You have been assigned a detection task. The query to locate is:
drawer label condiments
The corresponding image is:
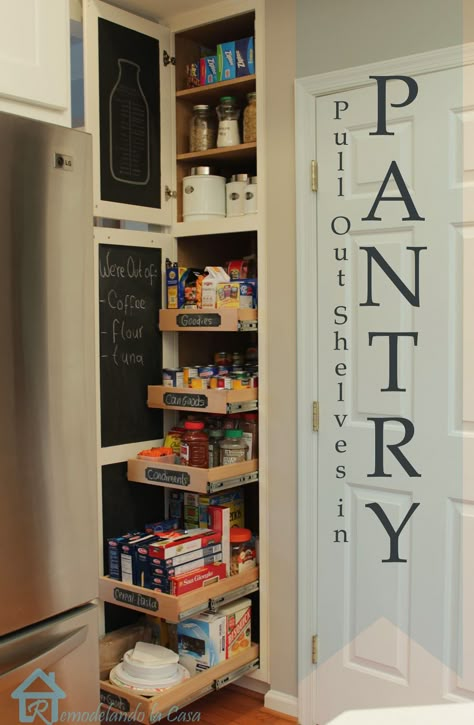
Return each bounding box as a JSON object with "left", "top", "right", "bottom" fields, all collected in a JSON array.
[
  {"left": 177, "top": 313, "right": 221, "bottom": 328},
  {"left": 100, "top": 690, "right": 130, "bottom": 712},
  {"left": 163, "top": 392, "right": 208, "bottom": 408},
  {"left": 113, "top": 587, "right": 159, "bottom": 612},
  {"left": 145, "top": 467, "right": 191, "bottom": 487}
]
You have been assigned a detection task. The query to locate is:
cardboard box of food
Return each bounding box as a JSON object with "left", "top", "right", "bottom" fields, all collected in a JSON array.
[
  {"left": 148, "top": 529, "right": 221, "bottom": 560},
  {"left": 170, "top": 562, "right": 227, "bottom": 595},
  {"left": 218, "top": 597, "right": 252, "bottom": 658},
  {"left": 216, "top": 282, "right": 240, "bottom": 308}
]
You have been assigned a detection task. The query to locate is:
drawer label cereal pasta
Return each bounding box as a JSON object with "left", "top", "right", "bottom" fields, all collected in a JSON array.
[{"left": 113, "top": 587, "right": 159, "bottom": 612}]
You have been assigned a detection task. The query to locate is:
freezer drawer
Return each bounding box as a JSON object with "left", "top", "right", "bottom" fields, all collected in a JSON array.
[{"left": 0, "top": 604, "right": 100, "bottom": 725}]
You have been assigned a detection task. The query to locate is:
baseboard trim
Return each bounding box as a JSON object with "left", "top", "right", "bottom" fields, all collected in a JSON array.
[{"left": 264, "top": 689, "right": 299, "bottom": 719}]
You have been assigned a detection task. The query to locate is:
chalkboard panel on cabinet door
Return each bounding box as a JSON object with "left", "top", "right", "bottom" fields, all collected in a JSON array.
[
  {"left": 99, "top": 244, "right": 163, "bottom": 447},
  {"left": 98, "top": 18, "right": 161, "bottom": 208}
]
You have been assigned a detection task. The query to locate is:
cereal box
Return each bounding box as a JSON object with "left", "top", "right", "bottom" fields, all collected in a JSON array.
[{"left": 218, "top": 597, "right": 252, "bottom": 658}]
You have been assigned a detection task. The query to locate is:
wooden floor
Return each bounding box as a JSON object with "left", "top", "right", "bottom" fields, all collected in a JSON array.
[{"left": 159, "top": 685, "right": 296, "bottom": 725}]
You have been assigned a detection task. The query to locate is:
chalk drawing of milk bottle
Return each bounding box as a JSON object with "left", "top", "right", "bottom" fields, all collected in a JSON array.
[{"left": 109, "top": 59, "right": 150, "bottom": 185}]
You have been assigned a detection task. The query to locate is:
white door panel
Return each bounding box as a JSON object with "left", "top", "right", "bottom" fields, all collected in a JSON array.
[{"left": 314, "top": 64, "right": 474, "bottom": 723}]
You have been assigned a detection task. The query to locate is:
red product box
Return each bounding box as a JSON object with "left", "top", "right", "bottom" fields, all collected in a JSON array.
[
  {"left": 170, "top": 562, "right": 227, "bottom": 595},
  {"left": 148, "top": 530, "right": 221, "bottom": 560}
]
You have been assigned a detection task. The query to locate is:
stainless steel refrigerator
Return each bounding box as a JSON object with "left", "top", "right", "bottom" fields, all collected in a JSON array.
[{"left": 0, "top": 113, "right": 100, "bottom": 723}]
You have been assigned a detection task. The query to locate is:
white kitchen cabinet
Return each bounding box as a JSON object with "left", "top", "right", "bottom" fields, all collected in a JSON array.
[{"left": 0, "top": 0, "right": 71, "bottom": 125}]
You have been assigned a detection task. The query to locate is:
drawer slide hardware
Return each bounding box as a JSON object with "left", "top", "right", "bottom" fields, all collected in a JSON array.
[
  {"left": 214, "top": 658, "right": 260, "bottom": 689},
  {"left": 238, "top": 320, "right": 258, "bottom": 332},
  {"left": 226, "top": 400, "right": 258, "bottom": 414},
  {"left": 208, "top": 470, "right": 259, "bottom": 494},
  {"left": 209, "top": 580, "right": 259, "bottom": 613}
]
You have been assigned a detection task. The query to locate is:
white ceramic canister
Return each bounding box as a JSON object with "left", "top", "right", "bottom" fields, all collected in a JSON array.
[
  {"left": 244, "top": 176, "right": 257, "bottom": 214},
  {"left": 183, "top": 167, "right": 226, "bottom": 222},
  {"left": 226, "top": 173, "right": 249, "bottom": 217}
]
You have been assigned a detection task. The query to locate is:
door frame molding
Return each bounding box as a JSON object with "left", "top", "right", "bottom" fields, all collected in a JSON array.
[{"left": 295, "top": 42, "right": 474, "bottom": 725}]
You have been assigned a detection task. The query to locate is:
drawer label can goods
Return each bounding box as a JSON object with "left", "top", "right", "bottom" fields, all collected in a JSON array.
[
  {"left": 163, "top": 392, "right": 208, "bottom": 409},
  {"left": 145, "top": 467, "right": 191, "bottom": 487},
  {"left": 100, "top": 690, "right": 130, "bottom": 713},
  {"left": 113, "top": 586, "right": 159, "bottom": 612},
  {"left": 177, "top": 313, "right": 222, "bottom": 328}
]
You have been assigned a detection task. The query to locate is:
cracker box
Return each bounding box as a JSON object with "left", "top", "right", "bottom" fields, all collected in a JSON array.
[
  {"left": 217, "top": 41, "right": 236, "bottom": 81},
  {"left": 148, "top": 529, "right": 221, "bottom": 560},
  {"left": 166, "top": 260, "right": 179, "bottom": 309},
  {"left": 238, "top": 279, "right": 257, "bottom": 309},
  {"left": 170, "top": 562, "right": 227, "bottom": 595},
  {"left": 218, "top": 597, "right": 252, "bottom": 658},
  {"left": 178, "top": 611, "right": 226, "bottom": 671},
  {"left": 216, "top": 282, "right": 240, "bottom": 308},
  {"left": 200, "top": 55, "right": 217, "bottom": 85},
  {"left": 235, "top": 37, "right": 255, "bottom": 77},
  {"left": 199, "top": 489, "right": 245, "bottom": 529}
]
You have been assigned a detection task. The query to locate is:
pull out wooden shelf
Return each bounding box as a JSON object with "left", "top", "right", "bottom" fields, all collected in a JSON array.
[
  {"left": 100, "top": 642, "right": 259, "bottom": 725},
  {"left": 176, "top": 75, "right": 256, "bottom": 104},
  {"left": 148, "top": 385, "right": 258, "bottom": 414},
  {"left": 99, "top": 567, "right": 259, "bottom": 622},
  {"left": 128, "top": 457, "right": 258, "bottom": 494},
  {"left": 159, "top": 308, "right": 257, "bottom": 332}
]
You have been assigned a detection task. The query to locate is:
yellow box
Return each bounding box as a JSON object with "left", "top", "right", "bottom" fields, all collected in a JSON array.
[{"left": 216, "top": 282, "right": 240, "bottom": 308}]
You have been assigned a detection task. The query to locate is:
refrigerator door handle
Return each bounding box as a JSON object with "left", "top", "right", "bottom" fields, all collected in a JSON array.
[{"left": 0, "top": 626, "right": 88, "bottom": 694}]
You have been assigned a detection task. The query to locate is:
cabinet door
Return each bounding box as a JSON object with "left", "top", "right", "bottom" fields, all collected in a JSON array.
[
  {"left": 84, "top": 0, "right": 173, "bottom": 226},
  {"left": 0, "top": 0, "right": 70, "bottom": 124}
]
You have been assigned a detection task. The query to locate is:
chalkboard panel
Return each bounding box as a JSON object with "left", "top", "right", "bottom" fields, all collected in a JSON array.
[
  {"left": 98, "top": 18, "right": 161, "bottom": 208},
  {"left": 99, "top": 244, "right": 163, "bottom": 447}
]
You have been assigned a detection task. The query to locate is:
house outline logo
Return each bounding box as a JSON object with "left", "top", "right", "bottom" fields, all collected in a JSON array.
[{"left": 11, "top": 668, "right": 66, "bottom": 725}]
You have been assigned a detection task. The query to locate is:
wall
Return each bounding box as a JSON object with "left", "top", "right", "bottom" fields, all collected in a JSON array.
[
  {"left": 297, "top": 0, "right": 472, "bottom": 78},
  {"left": 264, "top": 0, "right": 298, "bottom": 704}
]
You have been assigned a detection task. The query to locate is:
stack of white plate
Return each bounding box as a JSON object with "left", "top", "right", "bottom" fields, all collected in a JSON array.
[{"left": 110, "top": 642, "right": 190, "bottom": 695}]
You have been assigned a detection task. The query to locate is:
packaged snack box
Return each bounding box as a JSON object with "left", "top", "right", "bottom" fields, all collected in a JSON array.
[
  {"left": 178, "top": 612, "right": 226, "bottom": 671},
  {"left": 216, "top": 282, "right": 240, "bottom": 308},
  {"left": 238, "top": 279, "right": 257, "bottom": 309},
  {"left": 235, "top": 37, "right": 255, "bottom": 77},
  {"left": 217, "top": 41, "right": 236, "bottom": 81},
  {"left": 148, "top": 552, "right": 224, "bottom": 583},
  {"left": 218, "top": 597, "right": 252, "bottom": 658},
  {"left": 148, "top": 529, "right": 221, "bottom": 560}
]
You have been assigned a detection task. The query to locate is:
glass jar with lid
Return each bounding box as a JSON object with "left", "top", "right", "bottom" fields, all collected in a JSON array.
[
  {"left": 243, "top": 92, "right": 256, "bottom": 143},
  {"left": 189, "top": 104, "right": 217, "bottom": 152},
  {"left": 219, "top": 429, "right": 248, "bottom": 465},
  {"left": 216, "top": 96, "right": 241, "bottom": 147},
  {"left": 230, "top": 527, "right": 256, "bottom": 576}
]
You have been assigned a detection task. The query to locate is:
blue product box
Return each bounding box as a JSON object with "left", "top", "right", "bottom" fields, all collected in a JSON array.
[
  {"left": 178, "top": 612, "right": 226, "bottom": 670},
  {"left": 200, "top": 56, "right": 217, "bottom": 85},
  {"left": 217, "top": 42, "right": 236, "bottom": 81},
  {"left": 107, "top": 532, "right": 143, "bottom": 580},
  {"left": 235, "top": 37, "right": 255, "bottom": 77},
  {"left": 144, "top": 518, "right": 180, "bottom": 535},
  {"left": 120, "top": 535, "right": 159, "bottom": 586}
]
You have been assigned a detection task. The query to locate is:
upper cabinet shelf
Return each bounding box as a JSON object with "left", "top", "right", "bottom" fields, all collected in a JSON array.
[
  {"left": 176, "top": 75, "right": 256, "bottom": 105},
  {"left": 176, "top": 142, "right": 256, "bottom": 165}
]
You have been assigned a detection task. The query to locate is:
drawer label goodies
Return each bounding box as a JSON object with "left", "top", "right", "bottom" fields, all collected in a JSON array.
[
  {"left": 163, "top": 392, "right": 208, "bottom": 409},
  {"left": 145, "top": 467, "right": 191, "bottom": 487},
  {"left": 176, "top": 313, "right": 222, "bottom": 328},
  {"left": 100, "top": 690, "right": 130, "bottom": 712},
  {"left": 113, "top": 587, "right": 159, "bottom": 612}
]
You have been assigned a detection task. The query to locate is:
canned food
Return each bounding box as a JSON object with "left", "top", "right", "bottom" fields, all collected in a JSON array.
[
  {"left": 231, "top": 376, "right": 250, "bottom": 390},
  {"left": 198, "top": 365, "right": 217, "bottom": 379},
  {"left": 191, "top": 377, "right": 208, "bottom": 389},
  {"left": 218, "top": 376, "right": 232, "bottom": 390},
  {"left": 209, "top": 377, "right": 219, "bottom": 389},
  {"left": 215, "top": 352, "right": 231, "bottom": 366},
  {"left": 163, "top": 368, "right": 184, "bottom": 387},
  {"left": 217, "top": 365, "right": 230, "bottom": 376},
  {"left": 232, "top": 352, "right": 244, "bottom": 366},
  {"left": 249, "top": 374, "right": 258, "bottom": 388},
  {"left": 184, "top": 366, "right": 199, "bottom": 386}
]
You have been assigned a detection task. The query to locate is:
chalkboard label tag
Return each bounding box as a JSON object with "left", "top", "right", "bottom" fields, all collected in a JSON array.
[
  {"left": 113, "top": 587, "right": 159, "bottom": 612},
  {"left": 100, "top": 690, "right": 130, "bottom": 712},
  {"left": 163, "top": 392, "right": 208, "bottom": 409},
  {"left": 145, "top": 467, "right": 191, "bottom": 487},
  {"left": 176, "top": 313, "right": 222, "bottom": 328}
]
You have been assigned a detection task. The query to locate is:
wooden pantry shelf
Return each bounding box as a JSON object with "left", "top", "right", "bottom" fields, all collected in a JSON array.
[
  {"left": 99, "top": 567, "right": 259, "bottom": 623},
  {"left": 172, "top": 214, "right": 258, "bottom": 237},
  {"left": 177, "top": 142, "right": 256, "bottom": 165},
  {"left": 159, "top": 308, "right": 257, "bottom": 332},
  {"left": 148, "top": 385, "right": 258, "bottom": 415},
  {"left": 128, "top": 457, "right": 258, "bottom": 494},
  {"left": 176, "top": 75, "right": 256, "bottom": 104},
  {"left": 100, "top": 642, "right": 259, "bottom": 725}
]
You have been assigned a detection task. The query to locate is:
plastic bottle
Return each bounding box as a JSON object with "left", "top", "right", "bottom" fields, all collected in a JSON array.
[
  {"left": 219, "top": 429, "right": 248, "bottom": 466},
  {"left": 180, "top": 421, "right": 209, "bottom": 468}
]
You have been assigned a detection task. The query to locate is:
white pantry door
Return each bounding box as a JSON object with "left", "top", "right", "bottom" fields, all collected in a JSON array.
[{"left": 314, "top": 64, "right": 474, "bottom": 723}]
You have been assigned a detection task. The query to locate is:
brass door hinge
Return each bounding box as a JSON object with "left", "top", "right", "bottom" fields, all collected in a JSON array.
[
  {"left": 311, "top": 160, "right": 318, "bottom": 192},
  {"left": 312, "top": 634, "right": 318, "bottom": 664},
  {"left": 313, "top": 401, "right": 319, "bottom": 432}
]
